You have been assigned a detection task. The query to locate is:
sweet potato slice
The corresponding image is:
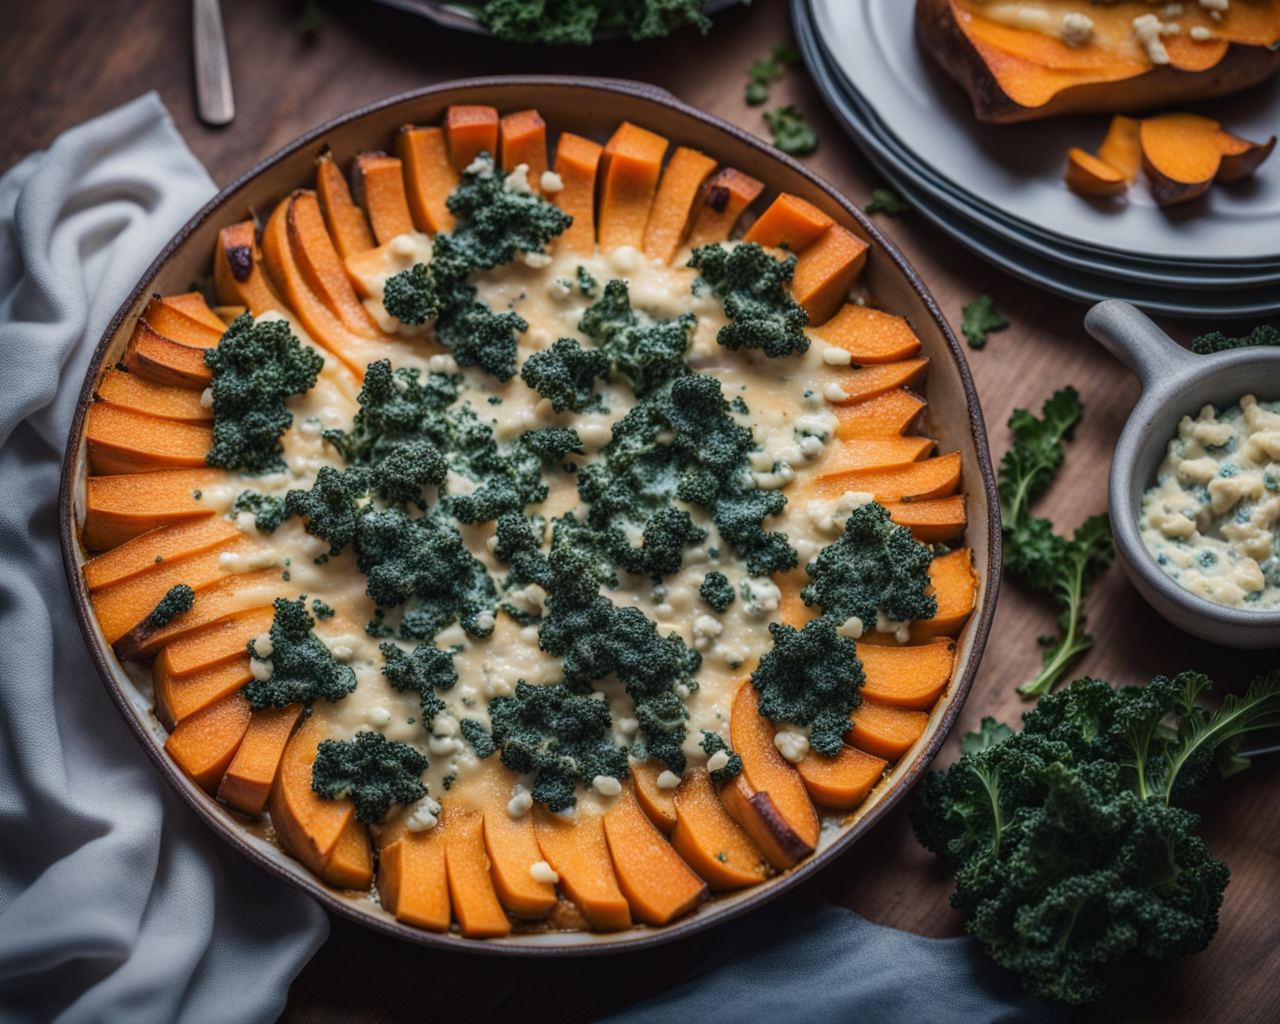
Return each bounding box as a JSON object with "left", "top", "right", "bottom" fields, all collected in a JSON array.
[
  {"left": 82, "top": 468, "right": 220, "bottom": 551},
  {"left": 315, "top": 151, "right": 376, "bottom": 260},
  {"left": 915, "top": 548, "right": 977, "bottom": 639},
  {"left": 1064, "top": 147, "right": 1128, "bottom": 198},
  {"left": 857, "top": 640, "right": 956, "bottom": 710},
  {"left": 1141, "top": 113, "right": 1276, "bottom": 206},
  {"left": 154, "top": 651, "right": 253, "bottom": 730},
  {"left": 445, "top": 105, "right": 500, "bottom": 172},
  {"left": 1217, "top": 131, "right": 1278, "bottom": 183},
  {"left": 631, "top": 758, "right": 678, "bottom": 835},
  {"left": 395, "top": 126, "right": 459, "bottom": 235},
  {"left": 144, "top": 297, "right": 224, "bottom": 350},
  {"left": 725, "top": 681, "right": 819, "bottom": 870},
  {"left": 808, "top": 451, "right": 962, "bottom": 504},
  {"left": 160, "top": 293, "right": 226, "bottom": 333},
  {"left": 152, "top": 605, "right": 277, "bottom": 677},
  {"left": 597, "top": 122, "right": 669, "bottom": 252},
  {"left": 795, "top": 744, "right": 886, "bottom": 811},
  {"left": 743, "top": 193, "right": 833, "bottom": 251},
  {"left": 114, "top": 567, "right": 280, "bottom": 660},
  {"left": 831, "top": 388, "right": 926, "bottom": 439},
  {"left": 671, "top": 768, "right": 771, "bottom": 892},
  {"left": 642, "top": 146, "right": 718, "bottom": 265},
  {"left": 83, "top": 517, "right": 240, "bottom": 591},
  {"left": 813, "top": 304, "right": 923, "bottom": 365},
  {"left": 604, "top": 785, "right": 707, "bottom": 926},
  {"left": 96, "top": 368, "right": 212, "bottom": 424},
  {"left": 498, "top": 109, "right": 548, "bottom": 192},
  {"left": 122, "top": 319, "right": 212, "bottom": 389},
  {"left": 792, "top": 226, "right": 870, "bottom": 326},
  {"left": 441, "top": 805, "right": 512, "bottom": 938},
  {"left": 379, "top": 829, "right": 450, "bottom": 931},
  {"left": 818, "top": 436, "right": 935, "bottom": 476},
  {"left": 1097, "top": 116, "right": 1142, "bottom": 184},
  {"left": 164, "top": 691, "right": 251, "bottom": 793},
  {"left": 882, "top": 495, "right": 967, "bottom": 544},
  {"left": 846, "top": 699, "right": 929, "bottom": 762},
  {"left": 270, "top": 714, "right": 361, "bottom": 874},
  {"left": 684, "top": 167, "right": 765, "bottom": 250},
  {"left": 288, "top": 189, "right": 381, "bottom": 338},
  {"left": 482, "top": 780, "right": 558, "bottom": 919},
  {"left": 85, "top": 403, "right": 212, "bottom": 476},
  {"left": 323, "top": 815, "right": 375, "bottom": 891},
  {"left": 216, "top": 702, "right": 303, "bottom": 817},
  {"left": 550, "top": 132, "right": 603, "bottom": 256},
  {"left": 533, "top": 806, "right": 631, "bottom": 932},
  {"left": 352, "top": 153, "right": 415, "bottom": 246},
  {"left": 214, "top": 220, "right": 286, "bottom": 317},
  {"left": 827, "top": 358, "right": 930, "bottom": 405}
]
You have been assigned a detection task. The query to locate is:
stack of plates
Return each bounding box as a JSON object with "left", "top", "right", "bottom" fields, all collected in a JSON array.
[{"left": 793, "top": 0, "right": 1280, "bottom": 318}]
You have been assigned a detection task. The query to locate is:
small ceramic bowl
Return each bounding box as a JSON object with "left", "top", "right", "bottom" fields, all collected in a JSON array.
[{"left": 1085, "top": 300, "right": 1280, "bottom": 648}]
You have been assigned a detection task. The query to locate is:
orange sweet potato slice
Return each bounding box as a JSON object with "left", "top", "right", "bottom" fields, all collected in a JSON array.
[
  {"left": 122, "top": 319, "right": 213, "bottom": 389},
  {"left": 671, "top": 768, "right": 771, "bottom": 892},
  {"left": 818, "top": 436, "right": 935, "bottom": 476},
  {"left": 85, "top": 403, "right": 212, "bottom": 476},
  {"left": 322, "top": 814, "right": 375, "bottom": 890},
  {"left": 216, "top": 702, "right": 303, "bottom": 817},
  {"left": 143, "top": 297, "right": 224, "bottom": 350},
  {"left": 82, "top": 468, "right": 220, "bottom": 552},
  {"left": 533, "top": 806, "right": 632, "bottom": 932},
  {"left": 743, "top": 193, "right": 834, "bottom": 251},
  {"left": 96, "top": 368, "right": 212, "bottom": 424},
  {"left": 482, "top": 779, "right": 558, "bottom": 919},
  {"left": 831, "top": 388, "right": 926, "bottom": 439},
  {"left": 154, "top": 650, "right": 253, "bottom": 730},
  {"left": 164, "top": 691, "right": 251, "bottom": 793},
  {"left": 288, "top": 189, "right": 381, "bottom": 339},
  {"left": 915, "top": 548, "right": 977, "bottom": 639},
  {"left": 846, "top": 699, "right": 929, "bottom": 762},
  {"left": 395, "top": 126, "right": 459, "bottom": 235},
  {"left": 857, "top": 640, "right": 956, "bottom": 710},
  {"left": 795, "top": 743, "right": 886, "bottom": 811},
  {"left": 83, "top": 517, "right": 240, "bottom": 591},
  {"left": 315, "top": 150, "right": 376, "bottom": 260},
  {"left": 1096, "top": 116, "right": 1142, "bottom": 185},
  {"left": 270, "top": 714, "right": 361, "bottom": 874},
  {"left": 352, "top": 153, "right": 416, "bottom": 246},
  {"left": 1064, "top": 147, "right": 1128, "bottom": 198},
  {"left": 725, "top": 681, "right": 819, "bottom": 870},
  {"left": 598, "top": 122, "right": 670, "bottom": 252},
  {"left": 642, "top": 146, "right": 718, "bottom": 265},
  {"left": 379, "top": 828, "right": 450, "bottom": 931},
  {"left": 550, "top": 132, "right": 603, "bottom": 256},
  {"left": 1141, "top": 113, "right": 1277, "bottom": 206},
  {"left": 214, "top": 220, "right": 286, "bottom": 317},
  {"left": 603, "top": 785, "right": 708, "bottom": 926},
  {"left": 498, "top": 109, "right": 548, "bottom": 192},
  {"left": 882, "top": 495, "right": 967, "bottom": 543},
  {"left": 827, "top": 358, "right": 931, "bottom": 404},
  {"left": 152, "top": 605, "right": 277, "bottom": 677},
  {"left": 441, "top": 805, "right": 512, "bottom": 938},
  {"left": 685, "top": 167, "right": 765, "bottom": 250},
  {"left": 792, "top": 226, "right": 870, "bottom": 326},
  {"left": 813, "top": 304, "right": 923, "bottom": 365},
  {"left": 631, "top": 758, "right": 678, "bottom": 835},
  {"left": 445, "top": 105, "right": 500, "bottom": 172},
  {"left": 160, "top": 294, "right": 226, "bottom": 333},
  {"left": 808, "top": 451, "right": 962, "bottom": 503}
]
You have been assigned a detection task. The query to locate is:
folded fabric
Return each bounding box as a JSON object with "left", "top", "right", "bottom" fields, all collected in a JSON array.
[
  {"left": 0, "top": 92, "right": 328, "bottom": 1024},
  {"left": 598, "top": 897, "right": 1074, "bottom": 1024}
]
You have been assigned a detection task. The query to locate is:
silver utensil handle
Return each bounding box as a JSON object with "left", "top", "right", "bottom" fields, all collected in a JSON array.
[{"left": 193, "top": 0, "right": 235, "bottom": 126}]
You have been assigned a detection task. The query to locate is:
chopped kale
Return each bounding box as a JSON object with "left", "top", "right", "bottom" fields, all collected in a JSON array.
[
  {"left": 203, "top": 314, "right": 323, "bottom": 475},
  {"left": 699, "top": 571, "right": 736, "bottom": 612},
  {"left": 579, "top": 278, "right": 696, "bottom": 399},
  {"left": 1191, "top": 321, "right": 1280, "bottom": 354},
  {"left": 576, "top": 265, "right": 599, "bottom": 297},
  {"left": 762, "top": 104, "right": 818, "bottom": 156},
  {"left": 233, "top": 491, "right": 288, "bottom": 532},
  {"left": 460, "top": 718, "right": 498, "bottom": 758},
  {"left": 730, "top": 396, "right": 750, "bottom": 415},
  {"left": 449, "top": 427, "right": 582, "bottom": 524},
  {"left": 285, "top": 466, "right": 367, "bottom": 557},
  {"left": 323, "top": 360, "right": 460, "bottom": 468},
  {"left": 243, "top": 598, "right": 357, "bottom": 710},
  {"left": 700, "top": 728, "right": 744, "bottom": 783},
  {"left": 380, "top": 640, "right": 457, "bottom": 727},
  {"left": 311, "top": 731, "right": 427, "bottom": 824},
  {"left": 143, "top": 584, "right": 194, "bottom": 629},
  {"left": 520, "top": 337, "right": 609, "bottom": 412},
  {"left": 311, "top": 598, "right": 335, "bottom": 620},
  {"left": 864, "top": 188, "right": 909, "bottom": 216},
  {"left": 961, "top": 294, "right": 1008, "bottom": 350},
  {"left": 476, "top": 0, "right": 710, "bottom": 45},
  {"left": 688, "top": 242, "right": 810, "bottom": 358},
  {"left": 493, "top": 511, "right": 553, "bottom": 592},
  {"left": 368, "top": 439, "right": 447, "bottom": 505}
]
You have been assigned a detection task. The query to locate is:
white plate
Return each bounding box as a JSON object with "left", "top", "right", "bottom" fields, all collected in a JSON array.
[{"left": 810, "top": 0, "right": 1280, "bottom": 264}]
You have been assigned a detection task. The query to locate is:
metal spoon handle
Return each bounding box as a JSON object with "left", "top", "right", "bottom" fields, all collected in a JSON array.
[
  {"left": 193, "top": 0, "right": 234, "bottom": 126},
  {"left": 1084, "top": 300, "right": 1198, "bottom": 390}
]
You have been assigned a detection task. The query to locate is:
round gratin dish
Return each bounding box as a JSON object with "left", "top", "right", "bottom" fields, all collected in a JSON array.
[{"left": 59, "top": 76, "right": 1000, "bottom": 954}]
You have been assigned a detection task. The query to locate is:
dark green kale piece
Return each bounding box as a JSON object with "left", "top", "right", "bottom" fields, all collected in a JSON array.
[
  {"left": 864, "top": 188, "right": 909, "bottom": 216},
  {"left": 961, "top": 294, "right": 1008, "bottom": 350},
  {"left": 143, "top": 584, "right": 194, "bottom": 629},
  {"left": 688, "top": 242, "right": 810, "bottom": 358},
  {"left": 311, "top": 731, "right": 428, "bottom": 825},
  {"left": 460, "top": 718, "right": 498, "bottom": 758},
  {"left": 285, "top": 466, "right": 367, "bottom": 557},
  {"left": 233, "top": 491, "right": 287, "bottom": 532},
  {"left": 493, "top": 512, "right": 553, "bottom": 592},
  {"left": 243, "top": 597, "right": 357, "bottom": 710},
  {"left": 380, "top": 641, "right": 457, "bottom": 727},
  {"left": 801, "top": 501, "right": 937, "bottom": 626},
  {"left": 910, "top": 671, "right": 1280, "bottom": 1004},
  {"left": 203, "top": 314, "right": 323, "bottom": 475},
  {"left": 520, "top": 337, "right": 609, "bottom": 413},
  {"left": 712, "top": 490, "right": 796, "bottom": 577},
  {"left": 1191, "top": 321, "right": 1280, "bottom": 354},
  {"left": 488, "top": 681, "right": 629, "bottom": 812},
  {"left": 699, "top": 729, "right": 743, "bottom": 784},
  {"left": 762, "top": 104, "right": 818, "bottom": 156},
  {"left": 323, "top": 360, "right": 460, "bottom": 468},
  {"left": 578, "top": 278, "right": 696, "bottom": 399},
  {"left": 750, "top": 618, "right": 864, "bottom": 756},
  {"left": 699, "top": 571, "right": 736, "bottom": 612},
  {"left": 576, "top": 265, "right": 599, "bottom": 297},
  {"left": 311, "top": 598, "right": 335, "bottom": 620},
  {"left": 368, "top": 439, "right": 447, "bottom": 505},
  {"left": 449, "top": 427, "right": 582, "bottom": 524},
  {"left": 476, "top": 0, "right": 710, "bottom": 45}
]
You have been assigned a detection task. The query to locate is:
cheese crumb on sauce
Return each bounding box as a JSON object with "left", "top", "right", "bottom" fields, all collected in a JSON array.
[{"left": 1140, "top": 396, "right": 1280, "bottom": 609}]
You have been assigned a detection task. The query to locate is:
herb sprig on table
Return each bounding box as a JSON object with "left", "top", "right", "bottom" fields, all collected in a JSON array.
[
  {"left": 998, "top": 388, "right": 1114, "bottom": 697},
  {"left": 745, "top": 43, "right": 802, "bottom": 105},
  {"left": 961, "top": 294, "right": 1008, "bottom": 349},
  {"left": 763, "top": 104, "right": 818, "bottom": 157}
]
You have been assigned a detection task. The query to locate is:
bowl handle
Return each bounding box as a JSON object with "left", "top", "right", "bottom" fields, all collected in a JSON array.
[{"left": 1084, "top": 300, "right": 1197, "bottom": 389}]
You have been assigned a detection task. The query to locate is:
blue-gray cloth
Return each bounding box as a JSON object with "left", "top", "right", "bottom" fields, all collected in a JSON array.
[
  {"left": 0, "top": 93, "right": 328, "bottom": 1024},
  {"left": 600, "top": 898, "right": 1074, "bottom": 1024}
]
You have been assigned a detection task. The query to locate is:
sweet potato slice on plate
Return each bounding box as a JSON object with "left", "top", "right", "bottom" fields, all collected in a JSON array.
[
  {"left": 684, "top": 167, "right": 765, "bottom": 250},
  {"left": 217, "top": 702, "right": 303, "bottom": 817},
  {"left": 214, "top": 220, "right": 286, "bottom": 317},
  {"left": 604, "top": 785, "right": 707, "bottom": 926},
  {"left": 743, "top": 193, "right": 833, "bottom": 251},
  {"left": 795, "top": 744, "right": 886, "bottom": 811},
  {"left": 154, "top": 651, "right": 253, "bottom": 731},
  {"left": 642, "top": 146, "right": 718, "bottom": 265},
  {"left": 315, "top": 150, "right": 376, "bottom": 259},
  {"left": 813, "top": 304, "right": 923, "bottom": 365},
  {"left": 1064, "top": 147, "right": 1128, "bottom": 198},
  {"left": 164, "top": 691, "right": 251, "bottom": 792},
  {"left": 550, "top": 132, "right": 603, "bottom": 256},
  {"left": 482, "top": 776, "right": 558, "bottom": 919},
  {"left": 443, "top": 804, "right": 512, "bottom": 938},
  {"left": 857, "top": 640, "right": 956, "bottom": 710},
  {"left": 396, "top": 127, "right": 459, "bottom": 235},
  {"left": 445, "top": 105, "right": 499, "bottom": 172},
  {"left": 597, "top": 122, "right": 669, "bottom": 252},
  {"left": 533, "top": 806, "right": 631, "bottom": 932},
  {"left": 379, "top": 825, "right": 450, "bottom": 931},
  {"left": 631, "top": 758, "right": 678, "bottom": 836},
  {"left": 846, "top": 699, "right": 929, "bottom": 762},
  {"left": 498, "top": 109, "right": 548, "bottom": 192},
  {"left": 672, "top": 768, "right": 771, "bottom": 892},
  {"left": 352, "top": 152, "right": 415, "bottom": 245}
]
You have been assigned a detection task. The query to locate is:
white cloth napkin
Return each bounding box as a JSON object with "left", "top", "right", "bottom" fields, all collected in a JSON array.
[{"left": 0, "top": 92, "right": 328, "bottom": 1024}]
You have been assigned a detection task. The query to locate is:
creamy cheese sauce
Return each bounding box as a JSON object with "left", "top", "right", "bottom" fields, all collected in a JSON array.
[
  {"left": 1140, "top": 395, "right": 1280, "bottom": 608},
  {"left": 207, "top": 239, "right": 859, "bottom": 816}
]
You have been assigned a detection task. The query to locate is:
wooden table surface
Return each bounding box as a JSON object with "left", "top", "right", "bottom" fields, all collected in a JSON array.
[{"left": 5, "top": 1, "right": 1278, "bottom": 1020}]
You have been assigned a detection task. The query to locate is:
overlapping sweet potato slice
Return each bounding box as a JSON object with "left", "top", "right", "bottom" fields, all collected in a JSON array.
[
  {"left": 85, "top": 403, "right": 212, "bottom": 476},
  {"left": 642, "top": 146, "right": 718, "bottom": 265},
  {"left": 671, "top": 768, "right": 771, "bottom": 892},
  {"left": 597, "top": 122, "right": 669, "bottom": 252},
  {"left": 154, "top": 651, "right": 253, "bottom": 731},
  {"left": 143, "top": 296, "right": 224, "bottom": 350},
  {"left": 792, "top": 226, "right": 869, "bottom": 326},
  {"left": 603, "top": 785, "right": 707, "bottom": 926},
  {"left": 379, "top": 825, "right": 451, "bottom": 931},
  {"left": 881, "top": 495, "right": 966, "bottom": 543},
  {"left": 631, "top": 758, "right": 678, "bottom": 836},
  {"left": 445, "top": 105, "right": 500, "bottom": 172},
  {"left": 831, "top": 388, "right": 927, "bottom": 439},
  {"left": 482, "top": 777, "right": 558, "bottom": 919},
  {"left": 155, "top": 605, "right": 277, "bottom": 678},
  {"left": 684, "top": 167, "right": 765, "bottom": 250},
  {"left": 352, "top": 153, "right": 415, "bottom": 246},
  {"left": 217, "top": 702, "right": 303, "bottom": 817},
  {"left": 813, "top": 304, "right": 923, "bottom": 364},
  {"left": 95, "top": 368, "right": 212, "bottom": 424},
  {"left": 857, "top": 640, "right": 956, "bottom": 710},
  {"left": 795, "top": 744, "right": 887, "bottom": 811},
  {"left": 817, "top": 437, "right": 935, "bottom": 476},
  {"left": 396, "top": 127, "right": 459, "bottom": 235},
  {"left": 83, "top": 468, "right": 220, "bottom": 552},
  {"left": 160, "top": 293, "right": 227, "bottom": 333},
  {"left": 83, "top": 517, "right": 240, "bottom": 591},
  {"left": 164, "top": 691, "right": 251, "bottom": 792},
  {"left": 533, "top": 806, "right": 631, "bottom": 932},
  {"left": 288, "top": 190, "right": 382, "bottom": 338},
  {"left": 443, "top": 805, "right": 512, "bottom": 938},
  {"left": 846, "top": 700, "right": 929, "bottom": 762},
  {"left": 916, "top": 548, "right": 977, "bottom": 639},
  {"left": 122, "top": 319, "right": 212, "bottom": 388},
  {"left": 805, "top": 451, "right": 962, "bottom": 503},
  {"left": 550, "top": 132, "right": 603, "bottom": 256},
  {"left": 743, "top": 193, "right": 833, "bottom": 251},
  {"left": 498, "top": 109, "right": 548, "bottom": 192},
  {"left": 214, "top": 220, "right": 287, "bottom": 317},
  {"left": 827, "top": 359, "right": 931, "bottom": 404}
]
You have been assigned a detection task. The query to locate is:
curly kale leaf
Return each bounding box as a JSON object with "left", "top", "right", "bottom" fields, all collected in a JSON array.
[
  {"left": 1191, "top": 321, "right": 1280, "bottom": 355},
  {"left": 476, "top": 0, "right": 709, "bottom": 45},
  {"left": 233, "top": 491, "right": 287, "bottom": 532},
  {"left": 618, "top": 0, "right": 711, "bottom": 39},
  {"left": 762, "top": 104, "right": 818, "bottom": 157},
  {"left": 699, "top": 571, "right": 735, "bottom": 612},
  {"left": 203, "top": 314, "right": 323, "bottom": 474},
  {"left": 801, "top": 500, "right": 937, "bottom": 627},
  {"left": 699, "top": 729, "right": 743, "bottom": 784},
  {"left": 311, "top": 731, "right": 427, "bottom": 825},
  {"left": 243, "top": 597, "right": 357, "bottom": 710},
  {"left": 449, "top": 427, "right": 581, "bottom": 524},
  {"left": 380, "top": 641, "right": 458, "bottom": 727},
  {"left": 368, "top": 439, "right": 447, "bottom": 505},
  {"left": 143, "top": 584, "right": 194, "bottom": 629},
  {"left": 488, "top": 681, "right": 629, "bottom": 812},
  {"left": 688, "top": 242, "right": 810, "bottom": 357},
  {"left": 750, "top": 618, "right": 864, "bottom": 756},
  {"left": 493, "top": 512, "right": 553, "bottom": 592},
  {"left": 443, "top": 155, "right": 573, "bottom": 268},
  {"left": 285, "top": 465, "right": 367, "bottom": 557},
  {"left": 460, "top": 718, "right": 498, "bottom": 758},
  {"left": 380, "top": 262, "right": 439, "bottom": 325},
  {"left": 520, "top": 337, "right": 609, "bottom": 412},
  {"left": 579, "top": 278, "right": 695, "bottom": 398},
  {"left": 323, "top": 360, "right": 460, "bottom": 467},
  {"left": 712, "top": 489, "right": 797, "bottom": 577},
  {"left": 999, "top": 387, "right": 1082, "bottom": 536}
]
